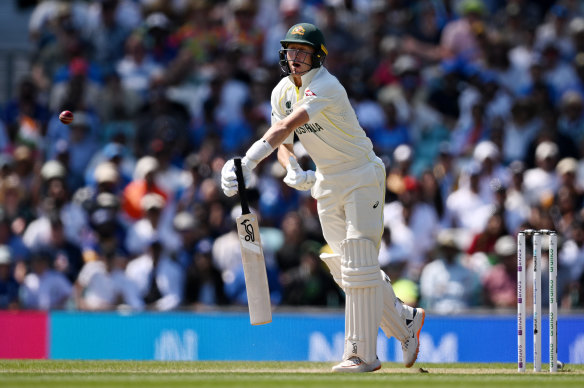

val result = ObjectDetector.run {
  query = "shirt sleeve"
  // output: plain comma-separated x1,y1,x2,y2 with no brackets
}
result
296,94,333,120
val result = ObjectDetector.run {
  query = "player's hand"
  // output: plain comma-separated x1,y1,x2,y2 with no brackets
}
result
221,158,253,197
283,156,316,191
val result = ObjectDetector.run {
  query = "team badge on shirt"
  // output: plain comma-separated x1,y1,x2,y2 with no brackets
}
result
285,101,293,115
305,88,316,96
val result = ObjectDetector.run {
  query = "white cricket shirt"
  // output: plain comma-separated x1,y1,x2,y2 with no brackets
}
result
271,67,376,173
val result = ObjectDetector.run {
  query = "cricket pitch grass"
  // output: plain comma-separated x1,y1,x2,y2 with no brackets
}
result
1,360,583,388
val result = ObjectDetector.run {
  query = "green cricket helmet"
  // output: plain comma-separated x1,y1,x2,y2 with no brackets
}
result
279,23,328,75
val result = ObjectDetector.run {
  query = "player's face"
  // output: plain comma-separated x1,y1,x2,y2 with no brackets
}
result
285,43,314,75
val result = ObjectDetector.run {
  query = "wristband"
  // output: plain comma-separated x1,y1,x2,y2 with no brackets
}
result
243,139,274,170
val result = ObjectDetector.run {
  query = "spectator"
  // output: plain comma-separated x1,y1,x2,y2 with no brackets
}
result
466,209,510,258
133,87,190,157
3,76,50,149
19,250,72,310
183,245,228,308
0,174,35,231
523,140,560,205
48,57,102,113
224,0,264,72
55,112,100,191
280,241,339,306
384,176,440,280
122,156,168,220
74,251,144,311
440,0,489,63
557,90,584,150
211,207,245,302
534,5,574,61
539,41,579,105
502,98,541,164
369,100,412,157
142,12,178,66
560,219,584,308
85,142,135,191
85,192,128,256
451,100,490,157
419,229,481,314
125,193,180,256
43,217,83,284
23,160,88,249
471,140,509,203
0,246,19,309
385,144,414,202
85,0,131,73
125,238,184,311
258,163,302,228
504,161,531,233
378,226,412,278
0,208,29,263
419,169,446,220
96,72,142,125
444,162,493,233
173,211,211,270
175,153,206,213
481,235,518,308
276,211,310,279
554,158,584,237
262,0,301,66
11,145,38,201
92,161,123,196
116,34,164,100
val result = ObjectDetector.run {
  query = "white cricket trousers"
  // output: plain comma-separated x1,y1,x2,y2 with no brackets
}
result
311,154,386,254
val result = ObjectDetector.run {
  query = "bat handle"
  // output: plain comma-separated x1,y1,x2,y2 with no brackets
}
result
234,158,250,215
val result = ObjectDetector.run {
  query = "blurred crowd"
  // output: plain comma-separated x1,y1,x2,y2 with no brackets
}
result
1,0,584,314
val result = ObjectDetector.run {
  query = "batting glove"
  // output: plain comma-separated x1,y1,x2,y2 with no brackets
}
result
221,158,253,197
283,156,316,191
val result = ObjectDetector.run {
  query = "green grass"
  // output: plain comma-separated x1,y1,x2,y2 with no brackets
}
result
0,360,582,388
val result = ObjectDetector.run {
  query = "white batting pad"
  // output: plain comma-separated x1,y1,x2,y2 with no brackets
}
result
320,252,410,342
379,271,410,341
319,253,342,286
340,238,383,364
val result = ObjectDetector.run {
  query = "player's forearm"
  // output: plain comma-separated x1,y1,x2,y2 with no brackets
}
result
244,108,309,169
262,108,309,148
277,144,295,168
262,121,295,148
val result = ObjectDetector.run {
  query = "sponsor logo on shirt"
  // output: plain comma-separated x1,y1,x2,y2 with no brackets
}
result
295,122,324,135
305,88,316,96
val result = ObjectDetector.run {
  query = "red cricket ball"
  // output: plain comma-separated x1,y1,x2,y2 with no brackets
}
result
59,110,74,125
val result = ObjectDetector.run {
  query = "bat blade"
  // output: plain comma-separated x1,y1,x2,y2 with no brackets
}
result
236,213,272,325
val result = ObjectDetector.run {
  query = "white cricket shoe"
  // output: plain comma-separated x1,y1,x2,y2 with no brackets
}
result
331,356,381,373
401,307,425,368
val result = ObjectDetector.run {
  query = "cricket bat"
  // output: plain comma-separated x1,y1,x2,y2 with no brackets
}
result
234,158,272,325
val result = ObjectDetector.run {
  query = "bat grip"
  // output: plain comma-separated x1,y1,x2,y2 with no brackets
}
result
234,158,250,215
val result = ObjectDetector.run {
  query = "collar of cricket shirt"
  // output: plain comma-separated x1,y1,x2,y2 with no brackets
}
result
292,67,321,94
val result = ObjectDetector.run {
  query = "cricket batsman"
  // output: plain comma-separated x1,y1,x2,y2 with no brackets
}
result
221,22,425,372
